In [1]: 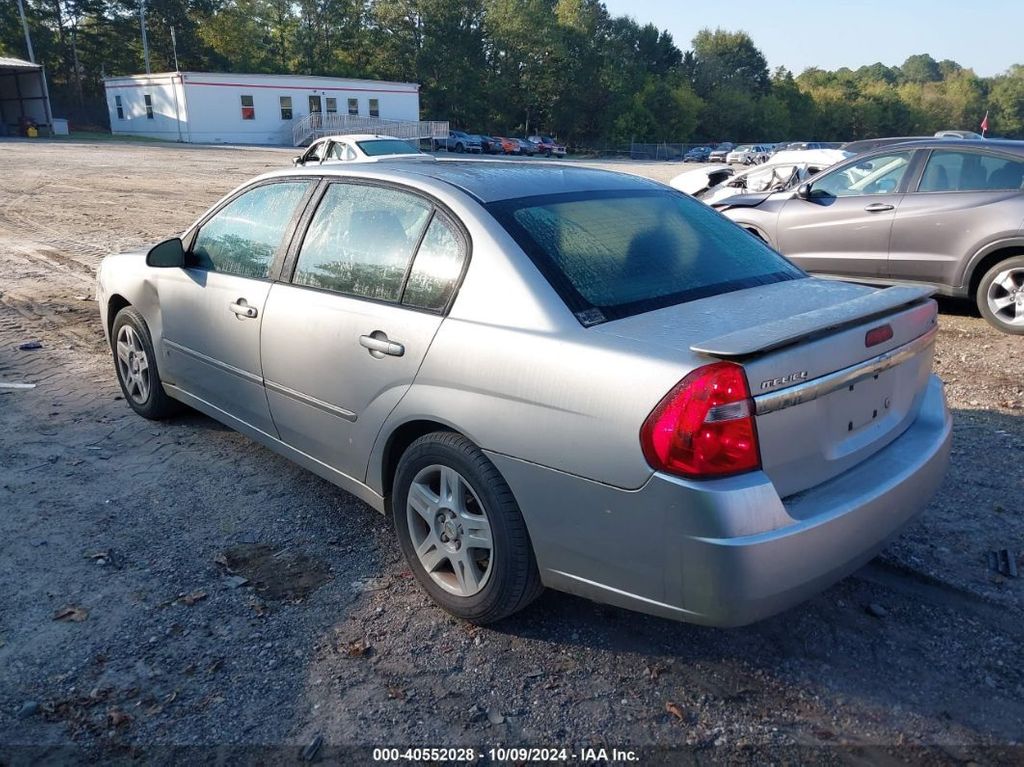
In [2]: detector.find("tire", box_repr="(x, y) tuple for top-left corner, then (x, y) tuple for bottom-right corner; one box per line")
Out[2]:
(393, 431), (544, 624)
(111, 307), (180, 419)
(455, 142), (464, 153)
(977, 255), (1024, 334)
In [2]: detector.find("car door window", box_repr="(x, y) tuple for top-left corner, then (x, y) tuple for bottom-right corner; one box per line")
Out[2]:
(294, 183), (432, 301)
(304, 142), (324, 163)
(812, 152), (913, 198)
(191, 182), (311, 279)
(402, 214), (467, 310)
(918, 149), (1024, 192)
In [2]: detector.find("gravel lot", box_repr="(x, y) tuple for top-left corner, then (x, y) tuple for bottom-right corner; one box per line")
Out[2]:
(0, 139), (1022, 762)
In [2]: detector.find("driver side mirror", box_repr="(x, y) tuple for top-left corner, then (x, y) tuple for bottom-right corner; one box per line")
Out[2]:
(796, 182), (812, 200)
(146, 237), (185, 268)
(292, 155), (304, 166)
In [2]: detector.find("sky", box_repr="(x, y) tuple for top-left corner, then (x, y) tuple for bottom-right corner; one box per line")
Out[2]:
(600, 0), (1023, 78)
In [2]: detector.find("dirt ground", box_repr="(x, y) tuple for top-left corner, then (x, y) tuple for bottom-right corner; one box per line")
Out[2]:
(0, 139), (1022, 762)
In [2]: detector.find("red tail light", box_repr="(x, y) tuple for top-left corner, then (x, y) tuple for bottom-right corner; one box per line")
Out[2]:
(640, 361), (761, 479)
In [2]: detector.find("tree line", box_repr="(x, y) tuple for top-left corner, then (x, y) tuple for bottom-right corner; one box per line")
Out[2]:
(2, 0), (1023, 143)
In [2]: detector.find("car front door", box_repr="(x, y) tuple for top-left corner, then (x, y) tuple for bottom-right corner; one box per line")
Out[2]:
(775, 149), (918, 279)
(158, 179), (315, 435)
(260, 181), (469, 482)
(889, 148), (1024, 287)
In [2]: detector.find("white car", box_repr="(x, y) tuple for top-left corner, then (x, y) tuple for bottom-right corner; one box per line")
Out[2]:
(671, 150), (852, 205)
(294, 134), (431, 166)
(725, 144), (772, 165)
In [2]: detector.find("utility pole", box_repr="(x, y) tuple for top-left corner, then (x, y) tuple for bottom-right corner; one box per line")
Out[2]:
(170, 27), (180, 72)
(140, 0), (151, 74)
(16, 0), (35, 63)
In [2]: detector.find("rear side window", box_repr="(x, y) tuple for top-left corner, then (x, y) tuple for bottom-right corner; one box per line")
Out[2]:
(402, 215), (467, 310)
(489, 190), (803, 325)
(355, 139), (419, 157)
(918, 150), (1024, 192)
(191, 182), (311, 279)
(294, 183), (432, 302)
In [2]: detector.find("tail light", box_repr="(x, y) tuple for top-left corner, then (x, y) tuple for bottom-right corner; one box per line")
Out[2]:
(640, 361), (760, 479)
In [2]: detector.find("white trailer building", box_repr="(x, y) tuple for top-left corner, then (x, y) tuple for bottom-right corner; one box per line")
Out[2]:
(103, 71), (444, 146)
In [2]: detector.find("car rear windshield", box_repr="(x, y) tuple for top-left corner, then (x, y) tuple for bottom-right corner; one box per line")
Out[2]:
(355, 139), (418, 156)
(488, 189), (804, 325)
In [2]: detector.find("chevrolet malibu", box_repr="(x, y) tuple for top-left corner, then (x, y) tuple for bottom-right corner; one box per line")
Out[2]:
(97, 162), (952, 626)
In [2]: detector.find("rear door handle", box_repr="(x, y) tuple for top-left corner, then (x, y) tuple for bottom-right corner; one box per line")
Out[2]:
(864, 203), (894, 212)
(229, 299), (258, 319)
(359, 332), (405, 358)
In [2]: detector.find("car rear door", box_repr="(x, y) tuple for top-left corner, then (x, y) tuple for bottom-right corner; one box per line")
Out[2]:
(889, 147), (1024, 287)
(260, 180), (470, 483)
(158, 179), (315, 435)
(775, 149), (919, 279)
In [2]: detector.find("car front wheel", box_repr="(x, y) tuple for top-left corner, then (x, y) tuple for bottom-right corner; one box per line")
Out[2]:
(978, 256), (1024, 334)
(393, 432), (543, 624)
(111, 307), (180, 419)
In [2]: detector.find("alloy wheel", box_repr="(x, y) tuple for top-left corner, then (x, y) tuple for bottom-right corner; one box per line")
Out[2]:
(986, 267), (1024, 328)
(115, 324), (151, 404)
(406, 464), (494, 597)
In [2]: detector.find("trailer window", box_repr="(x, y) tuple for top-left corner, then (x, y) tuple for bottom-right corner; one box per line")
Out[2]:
(144, 94), (153, 120)
(348, 98), (358, 116)
(240, 95), (255, 120)
(115, 95), (124, 120)
(326, 97), (337, 114)
(369, 99), (380, 118)
(279, 96), (292, 120)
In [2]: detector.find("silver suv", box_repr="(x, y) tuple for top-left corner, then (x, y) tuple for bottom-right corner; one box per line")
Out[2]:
(718, 139), (1024, 333)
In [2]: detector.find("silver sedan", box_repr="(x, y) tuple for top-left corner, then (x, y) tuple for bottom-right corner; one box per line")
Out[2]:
(97, 161), (952, 626)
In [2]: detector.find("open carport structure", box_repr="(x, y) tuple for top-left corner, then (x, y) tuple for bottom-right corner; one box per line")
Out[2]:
(0, 56), (53, 136)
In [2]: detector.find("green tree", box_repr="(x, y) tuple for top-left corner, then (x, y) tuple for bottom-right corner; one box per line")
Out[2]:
(901, 53), (941, 83)
(691, 28), (769, 98)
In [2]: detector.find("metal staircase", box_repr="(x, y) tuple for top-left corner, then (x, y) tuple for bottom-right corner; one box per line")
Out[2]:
(291, 113), (449, 146)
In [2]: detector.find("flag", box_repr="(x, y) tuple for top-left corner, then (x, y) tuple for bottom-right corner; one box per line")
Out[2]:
(980, 111), (990, 135)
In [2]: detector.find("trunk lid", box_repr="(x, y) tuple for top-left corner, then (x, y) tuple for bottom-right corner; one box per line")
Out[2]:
(594, 278), (938, 498)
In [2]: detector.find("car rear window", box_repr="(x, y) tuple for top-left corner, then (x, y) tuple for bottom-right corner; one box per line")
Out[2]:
(488, 190), (804, 325)
(355, 139), (419, 157)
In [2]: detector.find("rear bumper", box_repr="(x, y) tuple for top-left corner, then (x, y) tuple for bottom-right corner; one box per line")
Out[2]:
(489, 375), (951, 627)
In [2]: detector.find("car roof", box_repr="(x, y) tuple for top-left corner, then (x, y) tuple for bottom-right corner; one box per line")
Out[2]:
(317, 134), (410, 143)
(860, 138), (1024, 156)
(265, 160), (664, 203)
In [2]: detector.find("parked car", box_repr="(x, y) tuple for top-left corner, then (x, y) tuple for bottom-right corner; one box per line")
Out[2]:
(726, 144), (772, 165)
(683, 146), (712, 163)
(671, 149), (852, 206)
(97, 161), (951, 626)
(515, 138), (538, 156)
(527, 134), (566, 157)
(718, 139), (1024, 333)
(494, 137), (521, 155)
(478, 135), (503, 154)
(294, 135), (428, 166)
(434, 130), (483, 153)
(708, 142), (735, 162)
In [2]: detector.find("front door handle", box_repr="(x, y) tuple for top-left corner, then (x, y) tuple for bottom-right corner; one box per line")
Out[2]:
(229, 299), (258, 319)
(359, 332), (405, 358)
(864, 202), (895, 212)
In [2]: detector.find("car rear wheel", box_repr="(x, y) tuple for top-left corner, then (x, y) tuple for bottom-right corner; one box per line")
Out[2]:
(393, 431), (543, 624)
(455, 142), (464, 153)
(111, 307), (180, 419)
(978, 256), (1024, 334)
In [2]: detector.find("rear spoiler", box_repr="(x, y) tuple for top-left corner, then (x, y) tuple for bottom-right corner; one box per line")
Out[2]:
(691, 285), (935, 358)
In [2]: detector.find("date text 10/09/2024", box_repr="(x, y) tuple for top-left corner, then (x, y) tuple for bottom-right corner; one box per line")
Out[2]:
(372, 747), (640, 762)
